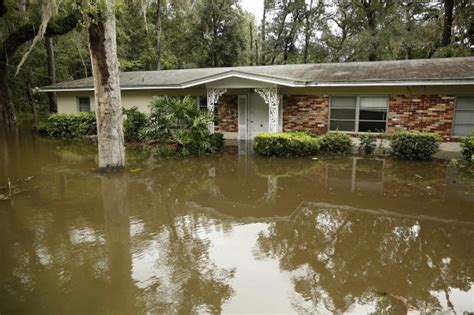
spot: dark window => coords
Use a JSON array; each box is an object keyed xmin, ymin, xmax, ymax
[
  {"xmin": 78, "ymin": 97, "xmax": 91, "ymax": 112},
  {"xmin": 329, "ymin": 97, "xmax": 356, "ymax": 131},
  {"xmin": 330, "ymin": 96, "xmax": 387, "ymax": 132}
]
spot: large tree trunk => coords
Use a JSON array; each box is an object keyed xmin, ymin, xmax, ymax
[
  {"xmin": 45, "ymin": 37, "xmax": 57, "ymax": 113},
  {"xmin": 441, "ymin": 0, "xmax": 454, "ymax": 47},
  {"xmin": 156, "ymin": 0, "xmax": 162, "ymax": 70},
  {"xmin": 88, "ymin": 0, "xmax": 125, "ymax": 171},
  {"xmin": 0, "ymin": 64, "xmax": 16, "ymax": 127}
]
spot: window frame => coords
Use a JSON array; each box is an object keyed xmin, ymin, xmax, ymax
[
  {"xmin": 329, "ymin": 95, "xmax": 389, "ymax": 134},
  {"xmin": 452, "ymin": 96, "xmax": 474, "ymax": 137},
  {"xmin": 77, "ymin": 97, "xmax": 91, "ymax": 112}
]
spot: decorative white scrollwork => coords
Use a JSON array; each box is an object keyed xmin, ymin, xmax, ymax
[
  {"xmin": 254, "ymin": 88, "xmax": 279, "ymax": 133},
  {"xmin": 207, "ymin": 88, "xmax": 227, "ymax": 133}
]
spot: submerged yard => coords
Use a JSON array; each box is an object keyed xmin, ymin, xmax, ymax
[{"xmin": 1, "ymin": 129, "xmax": 474, "ymax": 314}]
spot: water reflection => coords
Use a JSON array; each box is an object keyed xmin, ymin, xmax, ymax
[{"xmin": 0, "ymin": 131, "xmax": 473, "ymax": 313}]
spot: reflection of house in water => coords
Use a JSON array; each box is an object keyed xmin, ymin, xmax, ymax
[
  {"xmin": 325, "ymin": 157, "xmax": 384, "ymax": 194},
  {"xmin": 192, "ymin": 153, "xmax": 474, "ymax": 223}
]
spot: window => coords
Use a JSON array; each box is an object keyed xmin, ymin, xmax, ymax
[
  {"xmin": 330, "ymin": 96, "xmax": 388, "ymax": 132},
  {"xmin": 197, "ymin": 96, "xmax": 208, "ymax": 112},
  {"xmin": 78, "ymin": 97, "xmax": 91, "ymax": 112},
  {"xmin": 453, "ymin": 97, "xmax": 474, "ymax": 136},
  {"xmin": 197, "ymin": 96, "xmax": 218, "ymax": 126}
]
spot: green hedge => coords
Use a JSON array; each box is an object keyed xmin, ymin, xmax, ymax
[
  {"xmin": 460, "ymin": 134, "xmax": 474, "ymax": 161},
  {"xmin": 253, "ymin": 132, "xmax": 320, "ymax": 157},
  {"xmin": 320, "ymin": 132, "xmax": 353, "ymax": 154},
  {"xmin": 34, "ymin": 113, "xmax": 97, "ymax": 138},
  {"xmin": 389, "ymin": 130, "xmax": 441, "ymax": 160}
]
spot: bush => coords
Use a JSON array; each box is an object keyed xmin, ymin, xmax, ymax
[
  {"xmin": 141, "ymin": 96, "xmax": 224, "ymax": 156},
  {"xmin": 123, "ymin": 107, "xmax": 148, "ymax": 142},
  {"xmin": 320, "ymin": 132, "xmax": 353, "ymax": 154},
  {"xmin": 359, "ymin": 133, "xmax": 377, "ymax": 155},
  {"xmin": 253, "ymin": 132, "xmax": 320, "ymax": 157},
  {"xmin": 34, "ymin": 112, "xmax": 97, "ymax": 138},
  {"xmin": 460, "ymin": 134, "xmax": 474, "ymax": 161},
  {"xmin": 389, "ymin": 130, "xmax": 441, "ymax": 161}
]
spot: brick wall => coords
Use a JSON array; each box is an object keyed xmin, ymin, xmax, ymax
[
  {"xmin": 214, "ymin": 94, "xmax": 457, "ymax": 139},
  {"xmin": 388, "ymin": 95, "xmax": 456, "ymax": 139},
  {"xmin": 282, "ymin": 95, "xmax": 329, "ymax": 134},
  {"xmin": 216, "ymin": 95, "xmax": 238, "ymax": 133}
]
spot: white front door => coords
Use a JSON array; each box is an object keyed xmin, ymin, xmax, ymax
[{"xmin": 248, "ymin": 93, "xmax": 269, "ymax": 138}]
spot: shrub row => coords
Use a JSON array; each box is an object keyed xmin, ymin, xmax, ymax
[
  {"xmin": 390, "ymin": 130, "xmax": 441, "ymax": 161},
  {"xmin": 460, "ymin": 134, "xmax": 474, "ymax": 162},
  {"xmin": 253, "ymin": 130, "xmax": 447, "ymax": 161},
  {"xmin": 34, "ymin": 112, "xmax": 97, "ymax": 138},
  {"xmin": 34, "ymin": 100, "xmax": 224, "ymax": 157},
  {"xmin": 253, "ymin": 132, "xmax": 320, "ymax": 157}
]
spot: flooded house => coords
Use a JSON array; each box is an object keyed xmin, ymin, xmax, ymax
[{"xmin": 39, "ymin": 57, "xmax": 474, "ymax": 139}]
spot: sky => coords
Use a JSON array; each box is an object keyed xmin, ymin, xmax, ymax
[{"xmin": 240, "ymin": 0, "xmax": 264, "ymax": 23}]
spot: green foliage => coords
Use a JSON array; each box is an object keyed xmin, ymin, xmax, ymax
[
  {"xmin": 359, "ymin": 133, "xmax": 377, "ymax": 155},
  {"xmin": 142, "ymin": 96, "xmax": 223, "ymax": 156},
  {"xmin": 253, "ymin": 132, "xmax": 320, "ymax": 157},
  {"xmin": 123, "ymin": 107, "xmax": 148, "ymax": 142},
  {"xmin": 320, "ymin": 132, "xmax": 353, "ymax": 154},
  {"xmin": 389, "ymin": 130, "xmax": 441, "ymax": 161},
  {"xmin": 460, "ymin": 134, "xmax": 474, "ymax": 162},
  {"xmin": 34, "ymin": 112, "xmax": 97, "ymax": 138}
]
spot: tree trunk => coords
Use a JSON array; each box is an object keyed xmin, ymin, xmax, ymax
[
  {"xmin": 255, "ymin": 39, "xmax": 259, "ymax": 66},
  {"xmin": 88, "ymin": 0, "xmax": 125, "ymax": 171},
  {"xmin": 45, "ymin": 37, "xmax": 57, "ymax": 113},
  {"xmin": 362, "ymin": 0, "xmax": 377, "ymax": 61},
  {"xmin": 441, "ymin": 0, "xmax": 454, "ymax": 47},
  {"xmin": 0, "ymin": 64, "xmax": 16, "ymax": 127},
  {"xmin": 249, "ymin": 20, "xmax": 254, "ymax": 65},
  {"xmin": 261, "ymin": 0, "xmax": 266, "ymax": 65},
  {"xmin": 156, "ymin": 0, "xmax": 162, "ymax": 70},
  {"xmin": 303, "ymin": 0, "xmax": 313, "ymax": 64},
  {"xmin": 25, "ymin": 72, "xmax": 38, "ymax": 123}
]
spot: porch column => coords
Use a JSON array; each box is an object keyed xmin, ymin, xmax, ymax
[
  {"xmin": 255, "ymin": 88, "xmax": 279, "ymax": 133},
  {"xmin": 207, "ymin": 88, "xmax": 227, "ymax": 133}
]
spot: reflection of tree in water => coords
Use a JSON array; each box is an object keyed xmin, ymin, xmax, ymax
[
  {"xmin": 256, "ymin": 206, "xmax": 474, "ymax": 313},
  {"xmin": 128, "ymin": 158, "xmax": 235, "ymax": 313}
]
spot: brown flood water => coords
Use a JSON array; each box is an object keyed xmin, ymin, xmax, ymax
[{"xmin": 1, "ymin": 128, "xmax": 474, "ymax": 314}]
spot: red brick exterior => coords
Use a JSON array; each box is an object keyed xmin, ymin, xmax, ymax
[
  {"xmin": 216, "ymin": 95, "xmax": 238, "ymax": 132},
  {"xmin": 387, "ymin": 95, "xmax": 456, "ymax": 139},
  {"xmin": 282, "ymin": 95, "xmax": 329, "ymax": 135},
  {"xmin": 214, "ymin": 94, "xmax": 458, "ymax": 140}
]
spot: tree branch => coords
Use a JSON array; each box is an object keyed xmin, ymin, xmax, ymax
[{"xmin": 0, "ymin": 10, "xmax": 81, "ymax": 62}]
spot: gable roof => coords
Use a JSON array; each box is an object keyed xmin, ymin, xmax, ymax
[{"xmin": 39, "ymin": 57, "xmax": 474, "ymax": 92}]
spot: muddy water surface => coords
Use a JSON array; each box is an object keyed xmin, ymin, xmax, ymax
[{"xmin": 1, "ymin": 129, "xmax": 474, "ymax": 314}]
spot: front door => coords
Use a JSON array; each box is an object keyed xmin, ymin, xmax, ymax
[{"xmin": 248, "ymin": 93, "xmax": 269, "ymax": 138}]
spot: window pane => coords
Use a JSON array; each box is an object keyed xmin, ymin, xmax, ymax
[
  {"xmin": 331, "ymin": 97, "xmax": 356, "ymax": 108},
  {"xmin": 360, "ymin": 96, "xmax": 387, "ymax": 109},
  {"xmin": 78, "ymin": 97, "xmax": 90, "ymax": 112},
  {"xmin": 454, "ymin": 110, "xmax": 474, "ymax": 124},
  {"xmin": 453, "ymin": 125, "xmax": 474, "ymax": 137},
  {"xmin": 358, "ymin": 121, "xmax": 386, "ymax": 132},
  {"xmin": 359, "ymin": 110, "xmax": 386, "ymax": 120},
  {"xmin": 330, "ymin": 120, "xmax": 356, "ymax": 131},
  {"xmin": 456, "ymin": 97, "xmax": 474, "ymax": 111},
  {"xmin": 331, "ymin": 109, "xmax": 356, "ymax": 120}
]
